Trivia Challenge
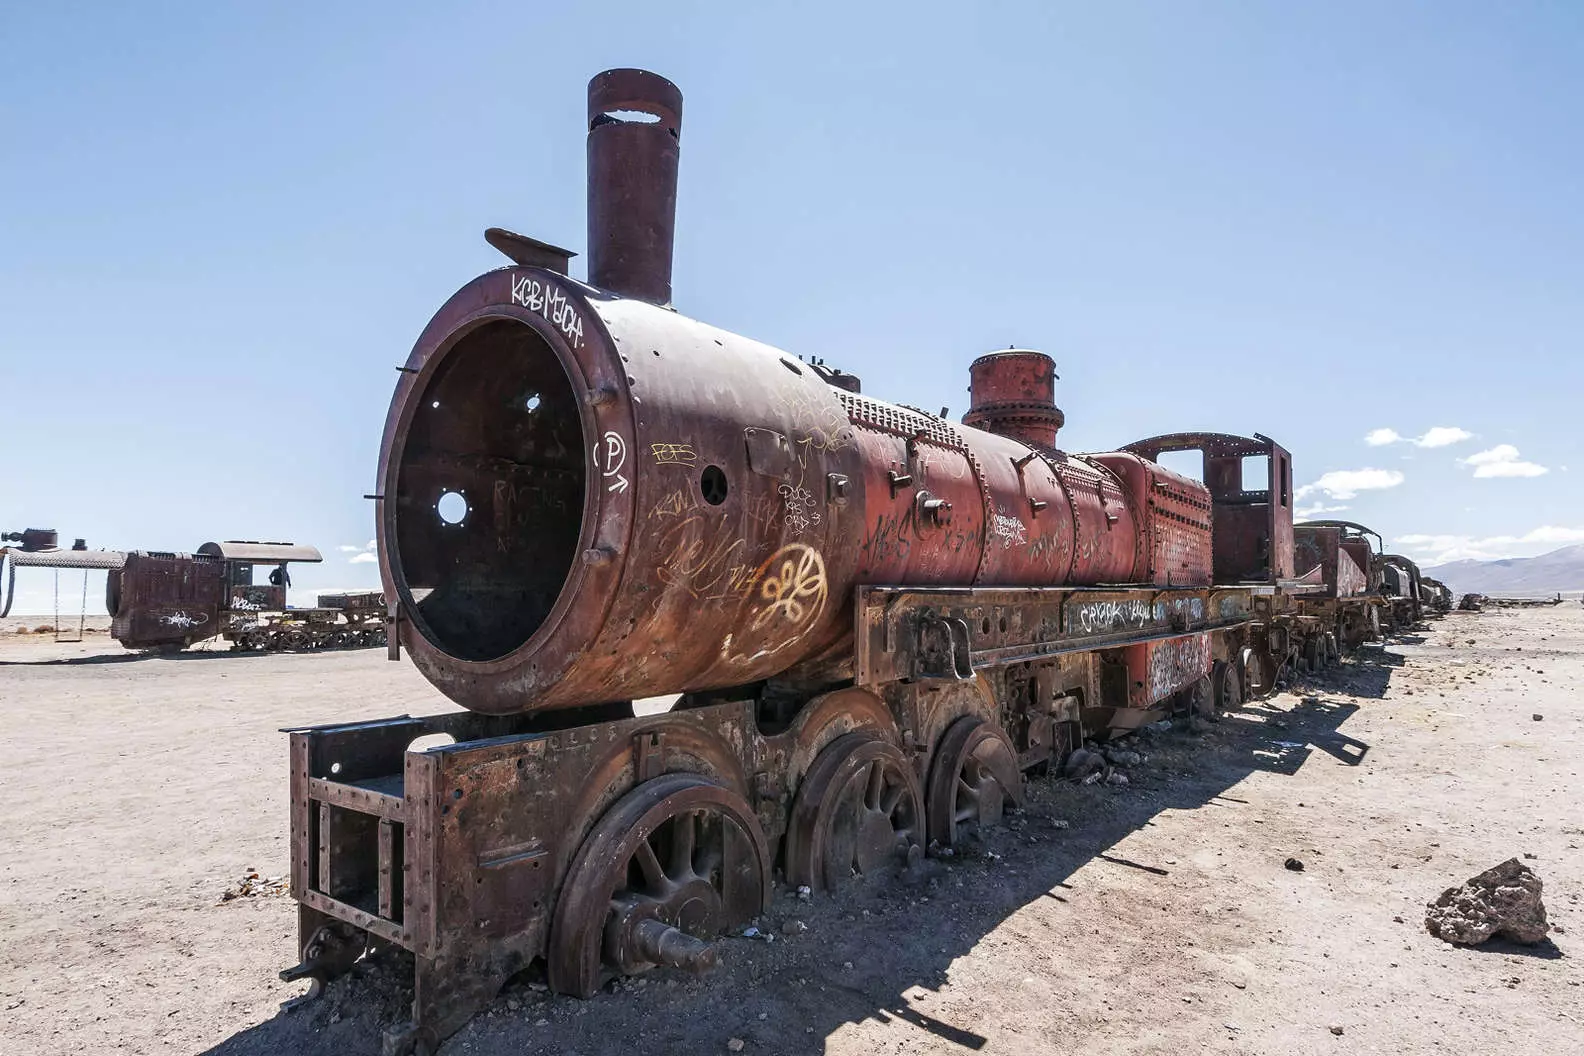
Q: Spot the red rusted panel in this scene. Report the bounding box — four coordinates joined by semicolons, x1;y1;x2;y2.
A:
109;551;226;648
1293;525;1371;600
1087;452;1212;587
848;400;984;585
968;428;1075;584
1123;633;1212;709
962;350;1065;449
1336;550;1367;597
1121;433;1294;584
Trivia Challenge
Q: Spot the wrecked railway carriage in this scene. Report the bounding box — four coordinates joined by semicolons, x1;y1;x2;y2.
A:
0;533;385;651
281;69;1432;1053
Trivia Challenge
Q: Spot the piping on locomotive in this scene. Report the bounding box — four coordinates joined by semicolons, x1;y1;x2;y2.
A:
278;69;1425;1054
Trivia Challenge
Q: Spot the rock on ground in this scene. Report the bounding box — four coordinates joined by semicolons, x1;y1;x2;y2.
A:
1425;858;1550;945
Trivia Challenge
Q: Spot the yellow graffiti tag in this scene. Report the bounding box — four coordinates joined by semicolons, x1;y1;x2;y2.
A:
748;544;829;630
650;442;699;467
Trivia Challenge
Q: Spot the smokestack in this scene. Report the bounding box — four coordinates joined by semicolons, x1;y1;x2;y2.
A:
963;350;1065;449
587;68;683;305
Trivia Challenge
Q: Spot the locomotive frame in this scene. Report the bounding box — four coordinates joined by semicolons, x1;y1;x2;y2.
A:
285;577;1272;1054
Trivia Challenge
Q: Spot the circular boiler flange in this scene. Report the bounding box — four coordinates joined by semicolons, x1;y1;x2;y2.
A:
380;268;635;713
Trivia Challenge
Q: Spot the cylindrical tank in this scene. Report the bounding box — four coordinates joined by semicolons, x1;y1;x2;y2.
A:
375;69;1212;716
378;270;1214;715
962;350;1065;449
586;69;682;305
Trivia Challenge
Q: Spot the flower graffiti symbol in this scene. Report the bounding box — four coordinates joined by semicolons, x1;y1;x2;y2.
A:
748;544;828;631
777;482;823;536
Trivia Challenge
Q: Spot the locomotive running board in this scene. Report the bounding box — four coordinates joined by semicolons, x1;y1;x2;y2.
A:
854;584;1253;687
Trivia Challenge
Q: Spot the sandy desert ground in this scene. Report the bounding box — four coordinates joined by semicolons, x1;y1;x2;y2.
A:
1;605;1580;1055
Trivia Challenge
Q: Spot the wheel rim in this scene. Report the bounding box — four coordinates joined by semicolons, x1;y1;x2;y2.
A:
1211;660;1240;715
1221;661;1242;710
926;717;1022;849
786;733;924;890
548;774;769;998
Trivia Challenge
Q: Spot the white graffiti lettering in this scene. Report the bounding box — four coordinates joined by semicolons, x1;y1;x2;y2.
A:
1148;634;1212;699
778;482;822;536
594;431;629;494
1071;598;1152;634
160;611;209;629
509;274;586;349
991;511;1027;548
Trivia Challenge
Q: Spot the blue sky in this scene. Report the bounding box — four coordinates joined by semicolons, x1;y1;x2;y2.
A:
3;2;1580;612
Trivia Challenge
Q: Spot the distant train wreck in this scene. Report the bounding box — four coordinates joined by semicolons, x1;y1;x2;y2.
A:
1;530;384;651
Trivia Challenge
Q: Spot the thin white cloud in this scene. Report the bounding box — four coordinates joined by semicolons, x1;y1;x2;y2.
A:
1395;525;1584;564
1461;444;1548;478
341;540;379;563
337;545;365;553
1415;426;1473;448
349;552;377;565
1365;425;1473;449
1294;468;1405;502
1295;502;1350;519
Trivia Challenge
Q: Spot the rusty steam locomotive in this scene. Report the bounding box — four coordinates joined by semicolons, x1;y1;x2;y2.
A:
281;70;1436;1053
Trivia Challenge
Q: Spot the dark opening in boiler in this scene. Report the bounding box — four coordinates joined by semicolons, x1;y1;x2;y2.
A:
394;319;586;662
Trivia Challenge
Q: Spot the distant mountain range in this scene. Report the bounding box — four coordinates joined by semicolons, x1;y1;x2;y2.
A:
1422;544;1584;596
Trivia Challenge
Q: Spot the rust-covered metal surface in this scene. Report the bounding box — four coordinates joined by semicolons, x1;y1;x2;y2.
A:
1293;524;1370;599
1122;432;1295;585
376;269;1234;715
586;68;682;306
108;551;227;648
1087;452;1213;587
962;349;1065;448
1124;633;1212;710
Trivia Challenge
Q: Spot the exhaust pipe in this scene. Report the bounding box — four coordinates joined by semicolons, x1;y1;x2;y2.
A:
587;68;683;305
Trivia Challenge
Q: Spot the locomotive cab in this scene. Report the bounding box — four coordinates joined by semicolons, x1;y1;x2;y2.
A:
1121;432;1296;585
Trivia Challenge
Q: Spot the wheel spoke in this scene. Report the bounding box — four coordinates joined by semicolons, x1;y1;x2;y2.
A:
880;783;905;816
865;761;884;809
634;838;665;891
670;811;696;877
957;775;976;798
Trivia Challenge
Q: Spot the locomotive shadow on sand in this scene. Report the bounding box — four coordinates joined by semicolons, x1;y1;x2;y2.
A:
204;677;1394;1056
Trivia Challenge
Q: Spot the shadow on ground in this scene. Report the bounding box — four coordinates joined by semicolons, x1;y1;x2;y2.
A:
200;648;1405;1056
0;648;243;666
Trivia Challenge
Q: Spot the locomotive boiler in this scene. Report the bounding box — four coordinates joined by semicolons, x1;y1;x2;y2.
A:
379;72;1211;718
284;69;1335;1054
